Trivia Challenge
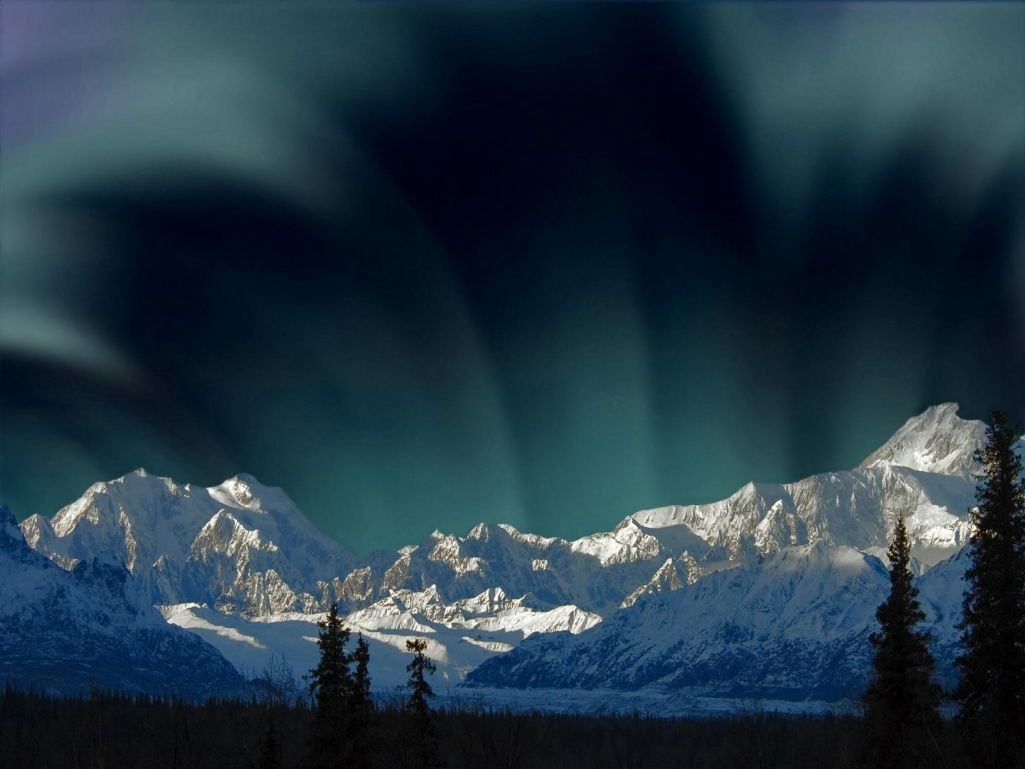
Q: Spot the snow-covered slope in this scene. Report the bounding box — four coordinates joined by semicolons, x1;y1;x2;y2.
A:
859;402;986;475
461;404;1005;705
12;402;1012;708
465;543;969;700
161;584;599;696
351;521;683;615
20;472;700;616
631;463;975;567
20;470;354;614
0;504;242;699
632;411;992;561
20;404;992;622
356;402;987;618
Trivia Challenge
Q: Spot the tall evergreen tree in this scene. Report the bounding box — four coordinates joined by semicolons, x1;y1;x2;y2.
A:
305;602;353;769
351;634;372;712
348;634;373;769
405;638;436;718
862;516;940;767
956;411;1025;762
405;638;442;769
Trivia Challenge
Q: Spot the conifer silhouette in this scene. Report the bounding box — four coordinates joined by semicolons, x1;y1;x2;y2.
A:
306;602;353;769
405;638;442;768
862;516;940;767
956;412;1025;763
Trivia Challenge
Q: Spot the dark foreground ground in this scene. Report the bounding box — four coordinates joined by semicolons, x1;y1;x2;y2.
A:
0;687;973;769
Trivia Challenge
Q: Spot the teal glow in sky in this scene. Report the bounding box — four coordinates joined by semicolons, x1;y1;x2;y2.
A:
1;3;1023;553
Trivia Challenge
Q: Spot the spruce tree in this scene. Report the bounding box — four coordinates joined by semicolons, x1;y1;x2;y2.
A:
862;516;940;767
352;634;372;708
349;634;373;768
956;411;1025;762
306;602;353;769
405;638;436;717
405;638;442;769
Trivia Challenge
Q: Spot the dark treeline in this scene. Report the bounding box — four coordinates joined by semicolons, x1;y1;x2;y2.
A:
0;686;984;769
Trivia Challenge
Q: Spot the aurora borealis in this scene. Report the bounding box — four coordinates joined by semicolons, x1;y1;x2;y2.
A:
2;3;1023;553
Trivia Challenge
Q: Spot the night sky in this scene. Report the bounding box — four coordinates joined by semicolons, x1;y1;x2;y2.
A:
2;3;1023;554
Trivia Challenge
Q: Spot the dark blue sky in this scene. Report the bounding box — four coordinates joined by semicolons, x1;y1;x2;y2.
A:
2;3;1022;553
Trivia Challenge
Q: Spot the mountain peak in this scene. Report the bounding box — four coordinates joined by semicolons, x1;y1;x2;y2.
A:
859;402;985;475
205;473;293;514
28;469;351;615
206;475;257;509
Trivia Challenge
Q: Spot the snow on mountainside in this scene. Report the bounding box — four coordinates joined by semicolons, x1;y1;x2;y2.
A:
859;402;986;475
161;585;600;696
20;470;354;614
278;399;989;617
12;402;1014;708
464;404;1014;704
631;464;975;567
20;403;993;624
0;505;242;699
628;404;995;568
465;543;968;700
354;521;680;615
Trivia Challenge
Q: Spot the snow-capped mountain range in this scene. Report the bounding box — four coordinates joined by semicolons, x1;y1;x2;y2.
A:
5;403;1017;711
